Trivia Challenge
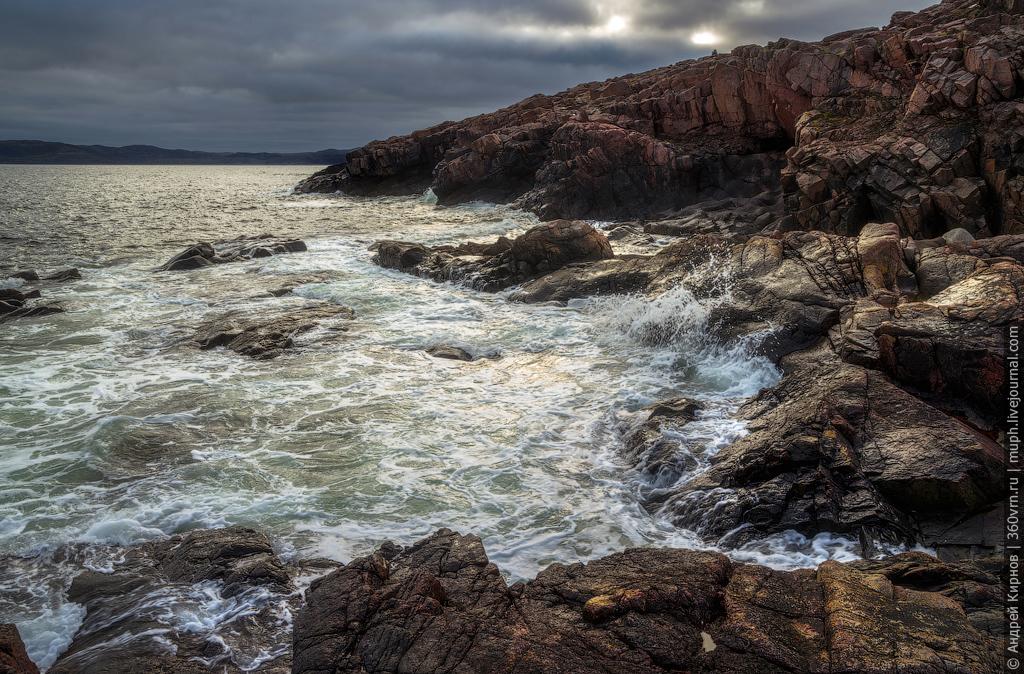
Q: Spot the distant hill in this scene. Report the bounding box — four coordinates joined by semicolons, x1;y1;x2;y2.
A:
0;140;349;165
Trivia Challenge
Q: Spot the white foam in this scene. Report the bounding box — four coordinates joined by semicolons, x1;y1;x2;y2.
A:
0;178;885;667
18;601;86;671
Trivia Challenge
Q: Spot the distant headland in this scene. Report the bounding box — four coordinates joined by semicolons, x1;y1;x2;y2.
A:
0;140;349;165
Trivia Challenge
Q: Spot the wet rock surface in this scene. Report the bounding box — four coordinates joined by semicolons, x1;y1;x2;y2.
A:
658;343;1004;556
0;267;81;321
192;304;355;359
292;529;1001;674
0;624;38;674
158;235;307;271
50;527;300;674
372;220;613;291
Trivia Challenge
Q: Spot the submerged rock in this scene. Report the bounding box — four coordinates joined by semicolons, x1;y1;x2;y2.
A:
292;529;1000;674
42;268;81;282
372;220;613;291
158;235;307;271
0;287;64;321
425;345;475;361
193;304;354;359
622;398;705;486
50;527;299;674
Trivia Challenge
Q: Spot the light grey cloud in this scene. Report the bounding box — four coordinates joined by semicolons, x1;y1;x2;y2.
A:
0;0;933;151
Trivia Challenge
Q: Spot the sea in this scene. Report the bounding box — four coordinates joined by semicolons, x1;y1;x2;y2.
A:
0;165;870;670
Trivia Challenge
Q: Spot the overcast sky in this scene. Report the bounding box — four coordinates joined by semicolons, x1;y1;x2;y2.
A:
0;0;933;152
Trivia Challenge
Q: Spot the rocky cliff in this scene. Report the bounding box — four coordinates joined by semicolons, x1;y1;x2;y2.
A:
298;0;1024;239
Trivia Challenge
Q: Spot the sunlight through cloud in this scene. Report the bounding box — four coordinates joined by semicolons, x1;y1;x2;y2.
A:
691;30;720;45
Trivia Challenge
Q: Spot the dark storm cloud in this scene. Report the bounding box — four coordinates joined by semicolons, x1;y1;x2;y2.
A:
0;0;932;151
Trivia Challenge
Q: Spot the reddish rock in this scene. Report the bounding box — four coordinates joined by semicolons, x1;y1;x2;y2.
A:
298;0;1024;234
371;221;612;291
292;530;1001;674
0;625;38;674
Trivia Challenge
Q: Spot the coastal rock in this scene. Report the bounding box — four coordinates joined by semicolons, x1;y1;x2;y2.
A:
511;234;724;302
426;345;474;361
298;0;1024;235
158;235;307;271
509;220;613;270
876;261;1022;420
0;624;38;674
621;398;705;486
42;268;81;282
292;529;1000;674
0;287;64;321
654;343;1004;556
50;527;296;674
192;304;354;359
372;221;612;291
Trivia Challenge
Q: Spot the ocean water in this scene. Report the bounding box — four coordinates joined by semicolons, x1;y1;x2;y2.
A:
1;166;862;670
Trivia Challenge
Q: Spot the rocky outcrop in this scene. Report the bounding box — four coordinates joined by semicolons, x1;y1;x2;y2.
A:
0;625;38;674
50;527;301;674
293;529;1001;674
657;343;1004;556
192;304;354;359
0;287;63;321
298;0;1024;236
158;235;307;271
876;262;1019;419
372;220;613;291
621;398;706;487
0;268;81;321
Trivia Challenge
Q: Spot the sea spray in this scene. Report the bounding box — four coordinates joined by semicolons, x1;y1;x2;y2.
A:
0;169;898;668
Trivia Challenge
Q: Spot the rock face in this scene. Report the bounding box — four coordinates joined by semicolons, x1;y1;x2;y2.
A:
192;304;354;359
297;0;1024;236
50;527;297;674
293;529;1001;674
372;220;613;291
659;343;1004;555
158;235;307;271
0;624;38;674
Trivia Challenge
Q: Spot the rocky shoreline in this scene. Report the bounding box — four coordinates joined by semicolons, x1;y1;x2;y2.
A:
0;525;1004;673
4;0;1019;671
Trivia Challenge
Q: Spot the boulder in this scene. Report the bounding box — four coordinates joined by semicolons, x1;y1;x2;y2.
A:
42;268;81;282
193;304;354;359
158;235;307;271
425;345;476;361
509;220;613;270
621;398;705;486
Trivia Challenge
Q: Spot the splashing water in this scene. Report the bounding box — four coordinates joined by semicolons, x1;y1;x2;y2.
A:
0;166;877;669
